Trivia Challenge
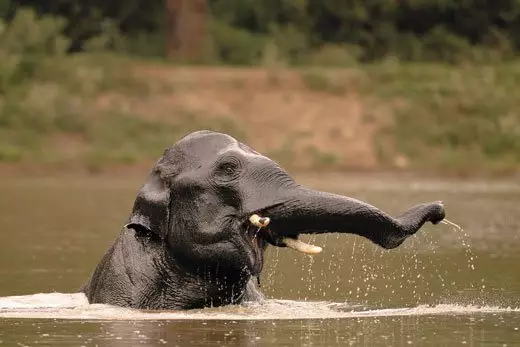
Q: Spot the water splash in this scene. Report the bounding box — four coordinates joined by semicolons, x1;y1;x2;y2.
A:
0;293;518;321
441;218;462;231
263;216;483;310
263;247;280;291
441;218;478;288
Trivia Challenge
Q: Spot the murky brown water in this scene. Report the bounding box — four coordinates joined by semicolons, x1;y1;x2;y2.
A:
1;174;520;346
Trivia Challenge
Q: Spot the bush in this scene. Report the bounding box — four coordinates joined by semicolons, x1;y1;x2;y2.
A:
0;8;69;93
210;20;267;65
304;44;361;67
0;8;173;165
369;63;520;173
6;0;520;64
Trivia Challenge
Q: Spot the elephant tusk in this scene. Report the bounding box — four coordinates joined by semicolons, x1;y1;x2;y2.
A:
281;237;323;255
249;214;270;228
249;214;322;254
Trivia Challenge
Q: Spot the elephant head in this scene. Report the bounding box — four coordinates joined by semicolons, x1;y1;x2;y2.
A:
82;130;445;309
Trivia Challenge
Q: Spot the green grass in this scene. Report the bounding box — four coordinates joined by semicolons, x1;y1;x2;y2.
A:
295;62;519;174
0;50;246;170
0;8;246;170
1;8;519;175
360;62;520;175
1;54;519;175
2;56;519;175
2;7;518;176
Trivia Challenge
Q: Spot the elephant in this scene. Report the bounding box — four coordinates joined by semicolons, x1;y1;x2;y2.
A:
81;130;446;310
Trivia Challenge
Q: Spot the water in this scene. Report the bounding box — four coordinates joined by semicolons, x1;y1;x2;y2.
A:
1;173;520;346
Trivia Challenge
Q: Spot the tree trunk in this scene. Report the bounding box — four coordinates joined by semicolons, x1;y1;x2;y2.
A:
165;0;208;62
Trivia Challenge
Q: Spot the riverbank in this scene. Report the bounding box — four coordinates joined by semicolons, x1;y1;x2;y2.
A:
1;54;519;178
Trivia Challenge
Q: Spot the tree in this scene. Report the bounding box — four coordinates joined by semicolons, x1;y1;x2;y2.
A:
165;0;209;61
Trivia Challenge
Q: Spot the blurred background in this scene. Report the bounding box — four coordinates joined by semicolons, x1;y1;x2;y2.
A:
1;2;520;345
0;0;519;176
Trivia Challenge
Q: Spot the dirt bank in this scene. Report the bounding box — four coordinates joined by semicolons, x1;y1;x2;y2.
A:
98;65;381;170
2;59;519;177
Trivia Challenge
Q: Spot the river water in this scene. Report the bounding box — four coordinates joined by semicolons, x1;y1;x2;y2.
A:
0;173;519;346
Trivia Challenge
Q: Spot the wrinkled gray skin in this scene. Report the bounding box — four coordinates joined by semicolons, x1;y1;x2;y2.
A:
82;130;446;310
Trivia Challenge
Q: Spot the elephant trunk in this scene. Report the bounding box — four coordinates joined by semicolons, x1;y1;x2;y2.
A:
263;186;445;250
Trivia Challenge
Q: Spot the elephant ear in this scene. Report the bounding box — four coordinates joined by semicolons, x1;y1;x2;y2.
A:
125;157;172;239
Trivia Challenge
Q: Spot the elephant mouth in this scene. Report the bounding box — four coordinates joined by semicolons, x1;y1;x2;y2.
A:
242;213;323;256
242;221;268;275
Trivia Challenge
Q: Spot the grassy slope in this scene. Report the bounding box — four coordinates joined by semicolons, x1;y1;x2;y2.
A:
1;54;519;176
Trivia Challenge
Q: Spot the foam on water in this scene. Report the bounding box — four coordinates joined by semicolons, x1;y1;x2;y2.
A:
0;293;518;321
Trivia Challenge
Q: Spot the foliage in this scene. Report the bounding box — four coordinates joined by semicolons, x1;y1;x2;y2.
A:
0;8;69;93
5;0;164;54
208;0;520;64
0;9;220;167
367;63;520;174
0;7;518;175
3;0;520;64
209;20;266;65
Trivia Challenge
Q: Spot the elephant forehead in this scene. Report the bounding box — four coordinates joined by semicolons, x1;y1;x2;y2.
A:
170;131;234;158
172;131;261;163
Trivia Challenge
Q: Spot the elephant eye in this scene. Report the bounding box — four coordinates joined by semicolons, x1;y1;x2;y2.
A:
215;161;239;179
223;164;235;175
